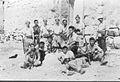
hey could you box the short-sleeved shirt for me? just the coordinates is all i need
[81,44,103,54]
[58,50,75,60]
[76,35,85,47]
[67,32,78,45]
[22,27,33,36]
[41,25,53,36]
[74,22,84,31]
[33,25,41,35]
[52,24,64,34]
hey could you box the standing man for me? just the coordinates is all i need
[74,15,84,32]
[33,20,41,45]
[52,18,64,48]
[62,19,68,32]
[97,17,107,54]
[22,21,33,53]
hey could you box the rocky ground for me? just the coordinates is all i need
[0,41,120,81]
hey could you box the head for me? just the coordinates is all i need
[55,18,60,25]
[62,46,68,54]
[30,43,35,50]
[68,26,75,34]
[89,37,95,46]
[34,20,39,25]
[98,18,103,23]
[75,29,81,35]
[75,15,80,23]
[47,35,53,43]
[39,41,45,50]
[62,19,67,26]
[43,19,48,25]
[25,21,30,28]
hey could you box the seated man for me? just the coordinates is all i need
[45,35,54,53]
[80,37,108,65]
[70,29,84,56]
[58,46,85,76]
[21,43,40,69]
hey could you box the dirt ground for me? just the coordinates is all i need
[0,41,120,81]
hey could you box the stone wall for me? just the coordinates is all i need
[2,0,120,33]
[4,0,55,33]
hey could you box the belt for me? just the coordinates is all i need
[26,35,32,38]
[85,34,93,36]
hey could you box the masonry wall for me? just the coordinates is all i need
[3,0,120,33]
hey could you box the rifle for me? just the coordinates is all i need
[84,37,91,65]
[22,35,25,54]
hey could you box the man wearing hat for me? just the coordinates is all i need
[74,15,84,32]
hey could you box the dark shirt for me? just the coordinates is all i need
[33,25,40,35]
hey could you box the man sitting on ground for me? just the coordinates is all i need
[58,46,85,76]
[21,43,40,69]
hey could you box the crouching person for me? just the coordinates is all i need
[21,43,40,69]
[58,46,85,76]
[81,37,108,65]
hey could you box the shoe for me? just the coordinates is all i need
[61,71,66,74]
[101,61,108,66]
[79,70,85,74]
[67,71,75,76]
[20,66,27,69]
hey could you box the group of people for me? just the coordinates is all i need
[20,15,108,75]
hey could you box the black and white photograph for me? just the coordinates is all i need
[0,0,120,81]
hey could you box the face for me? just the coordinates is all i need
[62,48,68,54]
[26,22,30,27]
[99,18,103,23]
[55,19,60,25]
[30,45,35,50]
[63,20,67,26]
[76,31,81,35]
[76,17,80,23]
[43,20,47,25]
[39,43,44,49]
[34,20,38,25]
[48,37,52,43]
[89,40,95,46]
[69,28,74,34]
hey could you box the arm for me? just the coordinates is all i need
[35,49,40,62]
[24,49,31,60]
[96,45,104,54]
[32,27,34,41]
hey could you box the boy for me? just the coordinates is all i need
[21,43,40,69]
[33,20,41,45]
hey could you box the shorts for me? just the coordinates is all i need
[67,57,87,70]
[23,37,33,53]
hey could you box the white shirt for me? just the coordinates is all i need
[58,50,75,60]
[67,32,78,44]
[74,22,84,30]
[76,35,85,47]
[22,27,33,36]
[52,24,64,34]
[40,25,53,36]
